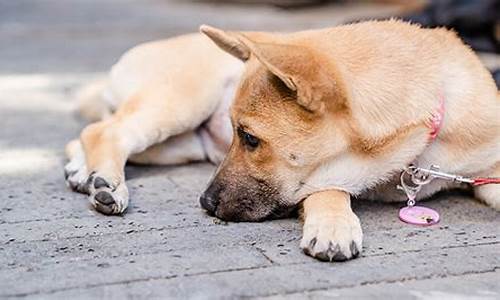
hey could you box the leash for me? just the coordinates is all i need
[397,95,499,226]
[472,177,500,186]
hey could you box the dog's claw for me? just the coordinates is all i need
[314,243,349,262]
[350,241,360,258]
[94,191,118,215]
[64,169,74,180]
[308,237,317,249]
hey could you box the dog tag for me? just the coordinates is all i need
[399,206,439,226]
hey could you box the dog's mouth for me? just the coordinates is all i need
[265,203,298,220]
[201,196,297,222]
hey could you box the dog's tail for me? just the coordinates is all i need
[74,78,113,122]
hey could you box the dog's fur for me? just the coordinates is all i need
[65,20,499,262]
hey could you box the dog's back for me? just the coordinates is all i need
[75,33,242,123]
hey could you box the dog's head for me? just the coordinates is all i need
[199,25,350,221]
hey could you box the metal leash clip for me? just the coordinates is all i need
[397,164,433,207]
[409,165,474,184]
[397,164,474,207]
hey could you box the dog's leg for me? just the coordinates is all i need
[474,163,500,211]
[77,118,132,215]
[73,82,220,215]
[64,130,205,193]
[300,190,362,262]
[128,131,205,165]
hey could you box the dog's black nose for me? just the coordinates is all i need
[199,192,218,215]
[200,180,223,215]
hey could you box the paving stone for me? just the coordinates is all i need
[16,244,499,299]
[262,270,500,300]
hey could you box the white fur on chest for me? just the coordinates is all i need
[297,128,430,199]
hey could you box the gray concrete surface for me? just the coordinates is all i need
[0,0,499,299]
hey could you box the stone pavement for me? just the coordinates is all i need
[0,0,498,299]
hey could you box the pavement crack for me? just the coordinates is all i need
[3,222,217,246]
[1,264,273,298]
[364,240,500,258]
[255,246,276,265]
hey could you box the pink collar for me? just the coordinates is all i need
[428,94,445,141]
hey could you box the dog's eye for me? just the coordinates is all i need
[238,127,260,149]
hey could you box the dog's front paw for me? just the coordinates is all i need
[300,212,362,262]
[64,155,90,194]
[87,173,129,215]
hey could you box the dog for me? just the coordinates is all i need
[65,20,500,262]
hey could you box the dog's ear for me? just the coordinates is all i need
[243,39,334,113]
[200,25,250,61]
[201,25,337,113]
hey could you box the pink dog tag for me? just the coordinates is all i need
[399,206,440,226]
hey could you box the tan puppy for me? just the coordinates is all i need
[65,20,499,262]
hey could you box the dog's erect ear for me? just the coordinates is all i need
[200,25,250,61]
[201,25,337,113]
[243,40,334,113]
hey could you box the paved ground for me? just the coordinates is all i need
[0,0,499,299]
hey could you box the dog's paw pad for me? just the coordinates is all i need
[93,191,119,215]
[94,176,111,189]
[95,191,115,205]
[87,175,129,215]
